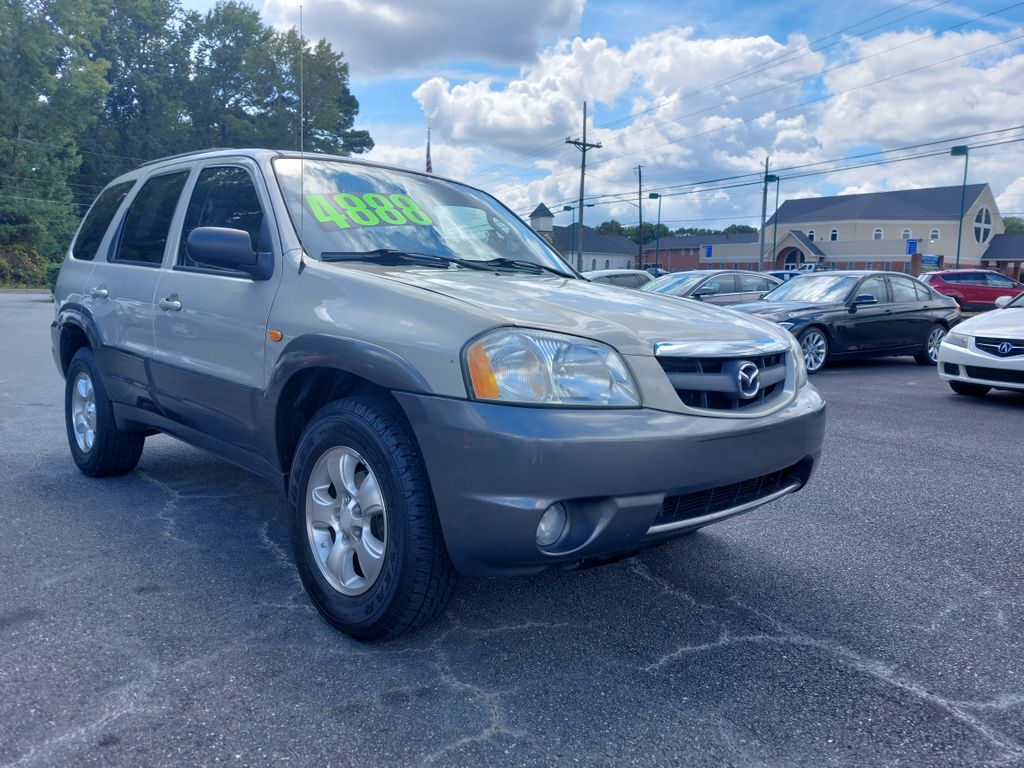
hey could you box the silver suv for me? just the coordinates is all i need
[52,149,826,639]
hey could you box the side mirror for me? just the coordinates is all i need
[692,286,716,299]
[186,227,273,280]
[994,295,1013,308]
[853,294,878,305]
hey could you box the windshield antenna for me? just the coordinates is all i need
[298,3,306,273]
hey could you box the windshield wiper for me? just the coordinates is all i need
[479,257,573,277]
[319,249,491,271]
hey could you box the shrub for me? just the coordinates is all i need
[0,244,49,287]
[46,262,63,293]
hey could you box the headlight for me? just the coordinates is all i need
[464,328,640,406]
[787,332,808,389]
[944,331,969,348]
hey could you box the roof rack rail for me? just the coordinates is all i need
[138,148,239,167]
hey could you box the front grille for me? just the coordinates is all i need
[975,337,1024,358]
[653,463,803,529]
[658,352,787,411]
[965,366,1024,384]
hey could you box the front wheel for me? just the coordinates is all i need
[288,396,457,641]
[797,328,829,374]
[915,324,946,365]
[949,381,990,397]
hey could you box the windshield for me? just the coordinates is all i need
[273,158,574,275]
[1007,290,1024,308]
[762,274,859,303]
[641,273,704,295]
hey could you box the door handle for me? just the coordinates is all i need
[90,286,108,299]
[159,296,182,312]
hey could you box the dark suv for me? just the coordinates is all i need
[920,269,1023,311]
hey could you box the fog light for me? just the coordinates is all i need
[536,503,568,547]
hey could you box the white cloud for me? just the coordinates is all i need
[365,141,482,180]
[260,0,584,77]
[364,21,1024,232]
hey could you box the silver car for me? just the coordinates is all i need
[642,269,782,306]
[52,149,825,639]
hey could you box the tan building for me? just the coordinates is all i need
[693,184,1021,278]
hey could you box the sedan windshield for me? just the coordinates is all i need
[762,274,859,303]
[641,273,704,295]
[273,158,574,276]
[1007,291,1024,308]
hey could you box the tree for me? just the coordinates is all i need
[1003,216,1024,234]
[597,219,624,236]
[0,0,110,265]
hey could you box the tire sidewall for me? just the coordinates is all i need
[799,328,828,373]
[288,403,415,636]
[65,349,108,474]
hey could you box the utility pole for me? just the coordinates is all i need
[637,165,644,268]
[566,102,601,271]
[758,157,770,272]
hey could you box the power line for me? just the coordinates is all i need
[484,5,1024,188]
[467,0,943,184]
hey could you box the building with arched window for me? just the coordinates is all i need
[689,183,1021,278]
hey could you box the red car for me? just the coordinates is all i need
[920,269,1023,311]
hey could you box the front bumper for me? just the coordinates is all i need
[938,341,1024,391]
[395,385,826,576]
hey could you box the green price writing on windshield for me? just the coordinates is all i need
[306,193,433,229]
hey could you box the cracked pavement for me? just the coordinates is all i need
[1,293,1022,767]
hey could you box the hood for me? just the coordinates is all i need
[348,266,788,356]
[729,300,840,320]
[956,307,1024,337]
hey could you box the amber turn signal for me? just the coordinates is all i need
[268,329,283,342]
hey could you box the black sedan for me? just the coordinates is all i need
[731,271,960,373]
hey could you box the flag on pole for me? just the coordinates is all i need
[426,128,433,174]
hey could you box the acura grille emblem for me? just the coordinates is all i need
[998,341,1013,355]
[737,361,761,399]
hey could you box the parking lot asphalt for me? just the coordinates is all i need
[1,291,1022,768]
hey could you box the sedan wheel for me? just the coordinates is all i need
[915,324,946,366]
[798,328,828,373]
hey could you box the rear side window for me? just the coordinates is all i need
[114,171,189,265]
[889,276,918,303]
[913,281,933,301]
[71,181,135,261]
[739,274,772,292]
[178,166,268,269]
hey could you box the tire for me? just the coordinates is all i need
[949,381,990,397]
[64,348,145,477]
[915,324,946,365]
[797,327,829,374]
[288,396,457,641]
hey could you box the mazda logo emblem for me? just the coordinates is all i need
[998,341,1013,355]
[737,361,761,399]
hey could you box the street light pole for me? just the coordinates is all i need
[648,192,662,270]
[951,145,969,269]
[766,174,779,270]
[758,157,769,272]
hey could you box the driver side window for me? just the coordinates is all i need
[178,166,268,270]
[858,275,888,302]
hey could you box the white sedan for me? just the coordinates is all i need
[938,292,1024,396]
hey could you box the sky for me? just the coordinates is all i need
[185,0,1024,231]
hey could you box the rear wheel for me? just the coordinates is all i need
[915,324,946,365]
[797,328,829,374]
[64,348,145,477]
[949,381,990,397]
[288,396,457,640]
